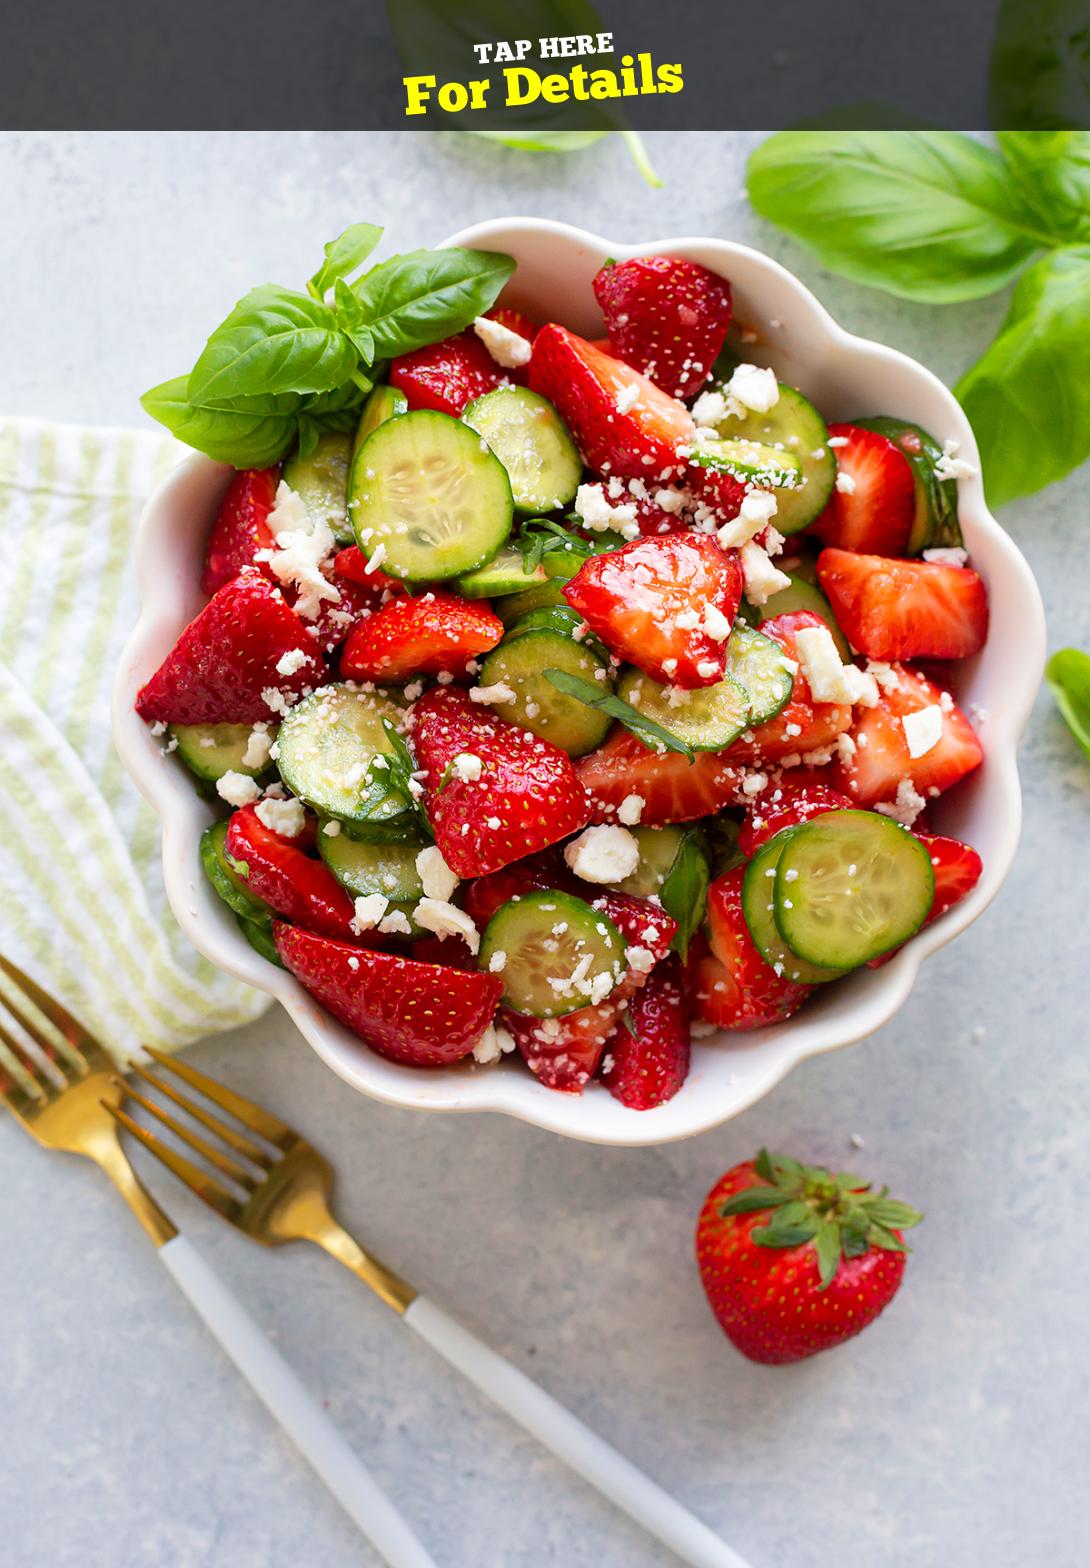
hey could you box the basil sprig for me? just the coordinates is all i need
[141,222,515,469]
[543,668,695,761]
[745,131,1090,506]
[1046,648,1090,763]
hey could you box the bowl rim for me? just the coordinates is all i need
[112,216,1046,1146]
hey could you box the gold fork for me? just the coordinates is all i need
[108,1044,747,1568]
[0,952,436,1568]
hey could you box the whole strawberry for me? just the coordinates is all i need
[696,1150,921,1364]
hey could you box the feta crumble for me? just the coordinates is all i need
[726,363,779,414]
[413,898,480,954]
[261,482,340,620]
[471,1021,517,1064]
[901,704,944,759]
[615,382,641,414]
[563,824,640,884]
[416,845,459,902]
[469,682,517,704]
[242,723,273,771]
[835,471,857,495]
[617,793,645,826]
[716,488,778,550]
[740,540,791,606]
[255,796,305,837]
[933,439,977,482]
[875,777,927,827]
[575,481,640,539]
[701,602,733,642]
[473,315,532,369]
[352,893,389,932]
[275,647,308,678]
[922,546,969,568]
[216,770,261,808]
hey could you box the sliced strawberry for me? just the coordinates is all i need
[593,257,732,401]
[331,546,407,596]
[867,830,983,966]
[738,771,854,857]
[724,609,852,766]
[226,805,357,940]
[591,892,677,968]
[601,955,690,1109]
[136,569,326,725]
[462,851,569,932]
[817,548,989,661]
[341,592,503,683]
[833,663,983,808]
[505,1002,619,1093]
[563,532,743,688]
[307,577,381,655]
[576,726,745,826]
[275,925,502,1067]
[486,305,538,345]
[528,324,695,481]
[684,461,747,525]
[695,871,811,1029]
[201,467,279,596]
[810,424,915,556]
[413,686,592,878]
[390,331,504,417]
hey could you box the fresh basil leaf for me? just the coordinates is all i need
[990,0,1090,134]
[351,247,515,358]
[542,669,695,760]
[997,133,1090,242]
[1046,648,1090,762]
[140,377,297,467]
[746,131,1044,303]
[189,285,359,405]
[333,277,376,363]
[659,831,710,960]
[703,816,746,877]
[956,246,1090,506]
[309,222,384,299]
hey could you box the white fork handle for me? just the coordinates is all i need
[159,1236,437,1568]
[404,1296,750,1568]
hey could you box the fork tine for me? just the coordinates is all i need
[0,1011,61,1093]
[104,1102,241,1220]
[128,1061,273,1167]
[141,1045,295,1148]
[0,1018,48,1108]
[118,1080,257,1187]
[0,952,98,1072]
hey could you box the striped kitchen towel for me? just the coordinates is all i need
[0,417,270,1060]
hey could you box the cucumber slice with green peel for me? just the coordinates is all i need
[505,605,609,661]
[617,667,750,753]
[319,831,425,903]
[456,547,548,599]
[479,631,613,756]
[479,889,627,1017]
[277,685,414,833]
[710,386,835,535]
[200,820,270,925]
[349,409,513,582]
[283,431,353,544]
[337,815,426,845]
[691,437,804,491]
[774,810,935,968]
[741,828,847,985]
[352,383,408,460]
[722,622,797,726]
[237,915,282,965]
[495,576,574,624]
[464,386,582,515]
[171,722,276,783]
[855,416,964,555]
[613,825,688,896]
[756,575,852,661]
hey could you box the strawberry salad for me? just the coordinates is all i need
[137,247,988,1111]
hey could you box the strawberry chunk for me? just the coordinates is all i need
[505,1001,619,1093]
[817,548,989,661]
[563,531,743,688]
[390,331,504,417]
[738,771,854,857]
[201,467,279,596]
[576,726,745,826]
[307,577,382,655]
[226,805,357,940]
[275,925,502,1067]
[331,546,406,596]
[601,954,690,1109]
[593,256,732,401]
[810,425,915,556]
[724,609,852,765]
[413,687,592,878]
[684,461,747,525]
[486,306,538,345]
[528,324,695,481]
[136,569,326,725]
[832,663,983,809]
[694,871,811,1029]
[341,592,503,683]
[868,830,983,966]
[462,851,569,931]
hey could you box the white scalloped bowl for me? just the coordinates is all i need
[113,218,1044,1146]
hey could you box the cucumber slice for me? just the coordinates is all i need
[349,409,513,581]
[506,605,609,662]
[690,437,804,491]
[464,386,582,515]
[171,722,276,783]
[714,386,836,535]
[855,416,964,555]
[456,546,548,599]
[774,810,935,968]
[613,825,687,896]
[722,622,797,726]
[617,667,750,753]
[277,685,414,833]
[200,820,270,925]
[479,889,627,1017]
[283,431,352,544]
[237,915,282,965]
[756,575,852,662]
[740,828,846,985]
[319,831,425,903]
[352,384,408,460]
[479,630,613,756]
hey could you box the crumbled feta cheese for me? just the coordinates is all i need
[471,1021,517,1064]
[451,752,483,782]
[933,439,977,482]
[626,945,656,975]
[836,731,857,765]
[469,682,517,704]
[241,723,273,771]
[575,481,639,539]
[827,435,849,448]
[696,659,721,679]
[901,704,944,759]
[835,471,857,495]
[717,489,779,550]
[841,665,879,707]
[378,908,413,936]
[866,660,903,695]
[255,796,305,837]
[661,657,678,677]
[615,382,641,414]
[726,363,779,414]
[701,602,733,642]
[275,647,308,678]
[652,485,688,515]
[740,540,791,606]
[588,970,616,1005]
[487,949,507,973]
[923,546,970,568]
[261,482,340,620]
[216,770,261,807]
[741,771,768,796]
[473,315,532,368]
[260,687,296,717]
[795,626,855,703]
[691,388,731,427]
[617,793,645,826]
[762,525,786,559]
[322,819,342,837]
[150,720,168,737]
[352,893,389,932]
[875,777,927,827]
[413,898,480,954]
[416,845,459,902]
[563,824,641,884]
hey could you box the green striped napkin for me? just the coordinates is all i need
[0,418,270,1059]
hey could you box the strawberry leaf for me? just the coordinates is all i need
[814,1221,842,1289]
[719,1185,795,1216]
